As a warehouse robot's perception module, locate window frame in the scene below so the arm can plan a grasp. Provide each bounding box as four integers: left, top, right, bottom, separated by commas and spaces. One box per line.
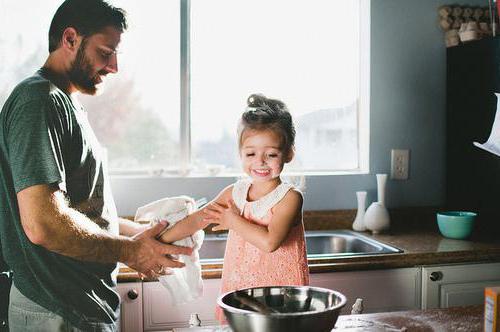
110, 0, 370, 178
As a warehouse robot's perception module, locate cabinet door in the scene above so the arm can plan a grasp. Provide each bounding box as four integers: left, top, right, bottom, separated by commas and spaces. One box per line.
422, 262, 500, 309
143, 278, 221, 331
116, 282, 143, 332
310, 267, 421, 314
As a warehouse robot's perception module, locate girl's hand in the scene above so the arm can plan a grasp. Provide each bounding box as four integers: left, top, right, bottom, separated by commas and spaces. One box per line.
195, 207, 213, 230
203, 200, 240, 231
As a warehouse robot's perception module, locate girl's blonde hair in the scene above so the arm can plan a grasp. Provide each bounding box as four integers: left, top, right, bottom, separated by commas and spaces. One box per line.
237, 93, 296, 156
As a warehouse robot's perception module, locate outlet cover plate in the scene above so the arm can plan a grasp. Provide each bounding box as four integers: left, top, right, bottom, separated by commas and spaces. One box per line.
391, 149, 410, 180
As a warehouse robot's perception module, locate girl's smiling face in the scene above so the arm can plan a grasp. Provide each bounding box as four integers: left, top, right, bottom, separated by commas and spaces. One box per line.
240, 129, 290, 182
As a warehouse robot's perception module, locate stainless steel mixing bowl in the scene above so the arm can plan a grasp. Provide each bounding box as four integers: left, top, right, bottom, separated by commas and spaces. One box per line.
217, 286, 347, 332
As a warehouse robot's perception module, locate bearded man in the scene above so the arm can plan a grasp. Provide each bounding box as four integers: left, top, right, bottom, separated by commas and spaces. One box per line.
0, 1, 192, 331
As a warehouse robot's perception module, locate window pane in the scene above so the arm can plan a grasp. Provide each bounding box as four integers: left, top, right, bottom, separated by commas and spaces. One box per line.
1, 1, 181, 172
191, 0, 360, 173
81, 0, 181, 172
0, 1, 60, 105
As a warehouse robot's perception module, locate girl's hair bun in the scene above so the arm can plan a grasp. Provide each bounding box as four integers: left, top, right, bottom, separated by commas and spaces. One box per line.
239, 93, 295, 155
247, 93, 286, 112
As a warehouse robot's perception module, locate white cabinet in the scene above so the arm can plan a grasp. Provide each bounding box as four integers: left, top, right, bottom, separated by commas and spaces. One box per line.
117, 261, 500, 329
116, 282, 143, 332
310, 267, 421, 314
421, 262, 500, 309
143, 278, 222, 331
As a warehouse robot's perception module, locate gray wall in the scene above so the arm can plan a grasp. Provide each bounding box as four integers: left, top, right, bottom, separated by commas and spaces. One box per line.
111, 0, 486, 216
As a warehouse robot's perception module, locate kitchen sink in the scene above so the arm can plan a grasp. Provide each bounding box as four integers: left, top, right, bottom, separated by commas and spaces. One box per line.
304, 230, 402, 258
198, 230, 402, 262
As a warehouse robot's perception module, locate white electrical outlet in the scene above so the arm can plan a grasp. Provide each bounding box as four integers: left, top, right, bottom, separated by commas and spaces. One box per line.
391, 149, 410, 180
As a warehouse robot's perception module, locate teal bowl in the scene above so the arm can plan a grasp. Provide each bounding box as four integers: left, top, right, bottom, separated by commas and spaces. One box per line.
436, 211, 477, 239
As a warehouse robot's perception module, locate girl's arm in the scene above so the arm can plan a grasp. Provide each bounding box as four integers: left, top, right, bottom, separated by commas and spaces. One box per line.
156, 209, 206, 243
205, 189, 303, 253
157, 186, 234, 244
119, 217, 148, 237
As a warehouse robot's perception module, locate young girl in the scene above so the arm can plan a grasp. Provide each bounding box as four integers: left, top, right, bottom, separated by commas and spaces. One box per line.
203, 93, 309, 320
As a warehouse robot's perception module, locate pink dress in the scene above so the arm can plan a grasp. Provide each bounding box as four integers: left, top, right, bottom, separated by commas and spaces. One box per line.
216, 179, 309, 320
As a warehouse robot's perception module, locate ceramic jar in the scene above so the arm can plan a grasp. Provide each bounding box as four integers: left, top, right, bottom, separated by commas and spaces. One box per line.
364, 174, 390, 234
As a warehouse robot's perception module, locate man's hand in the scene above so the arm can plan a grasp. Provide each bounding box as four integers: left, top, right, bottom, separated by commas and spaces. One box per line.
122, 221, 193, 279
203, 200, 240, 232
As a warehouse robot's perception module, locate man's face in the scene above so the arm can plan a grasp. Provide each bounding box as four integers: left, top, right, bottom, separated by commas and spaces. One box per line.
68, 26, 122, 95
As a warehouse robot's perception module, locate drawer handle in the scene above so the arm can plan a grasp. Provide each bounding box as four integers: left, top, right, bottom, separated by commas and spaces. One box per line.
127, 289, 139, 300
430, 271, 443, 281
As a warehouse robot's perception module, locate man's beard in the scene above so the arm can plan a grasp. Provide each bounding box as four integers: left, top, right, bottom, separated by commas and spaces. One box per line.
68, 39, 100, 95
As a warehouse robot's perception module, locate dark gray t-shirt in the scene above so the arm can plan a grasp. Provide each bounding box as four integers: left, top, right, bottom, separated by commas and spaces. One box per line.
0, 70, 120, 330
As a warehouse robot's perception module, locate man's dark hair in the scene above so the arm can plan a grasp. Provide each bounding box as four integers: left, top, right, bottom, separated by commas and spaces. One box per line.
48, 0, 127, 52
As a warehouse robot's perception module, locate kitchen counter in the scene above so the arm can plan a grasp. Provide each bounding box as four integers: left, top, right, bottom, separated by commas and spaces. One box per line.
118, 229, 500, 281
118, 208, 500, 281
307, 228, 500, 274
172, 305, 484, 331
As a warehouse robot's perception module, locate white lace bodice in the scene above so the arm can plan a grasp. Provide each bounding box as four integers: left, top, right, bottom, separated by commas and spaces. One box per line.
232, 179, 295, 220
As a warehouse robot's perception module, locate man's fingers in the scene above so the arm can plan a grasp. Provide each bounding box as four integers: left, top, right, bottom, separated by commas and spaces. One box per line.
141, 267, 173, 279
135, 220, 168, 239
158, 243, 192, 256
148, 220, 168, 235
153, 264, 170, 275
141, 270, 156, 279
159, 256, 185, 268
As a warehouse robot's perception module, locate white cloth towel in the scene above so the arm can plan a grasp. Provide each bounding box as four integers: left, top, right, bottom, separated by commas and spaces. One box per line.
473, 92, 500, 158
134, 196, 204, 304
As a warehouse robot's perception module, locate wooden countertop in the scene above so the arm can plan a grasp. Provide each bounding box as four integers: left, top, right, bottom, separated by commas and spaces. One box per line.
307, 228, 500, 274
118, 208, 500, 282
118, 228, 500, 282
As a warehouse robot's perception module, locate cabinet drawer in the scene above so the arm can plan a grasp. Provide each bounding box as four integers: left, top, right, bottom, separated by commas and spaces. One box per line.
143, 279, 221, 331
422, 262, 500, 309
310, 267, 421, 314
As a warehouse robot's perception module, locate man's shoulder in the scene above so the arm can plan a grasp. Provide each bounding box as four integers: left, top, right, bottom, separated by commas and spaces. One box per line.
2, 72, 72, 120
8, 73, 53, 107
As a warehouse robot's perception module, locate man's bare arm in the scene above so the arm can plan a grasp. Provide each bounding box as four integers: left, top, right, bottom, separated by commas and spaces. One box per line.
17, 184, 192, 277
18, 184, 126, 262
71, 199, 146, 238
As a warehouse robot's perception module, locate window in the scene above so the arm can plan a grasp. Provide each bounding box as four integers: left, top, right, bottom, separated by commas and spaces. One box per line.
0, 1, 62, 107
81, 0, 182, 173
0, 0, 370, 177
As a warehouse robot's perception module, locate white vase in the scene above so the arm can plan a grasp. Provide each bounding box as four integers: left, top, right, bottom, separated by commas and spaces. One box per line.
352, 191, 367, 231
364, 174, 390, 234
